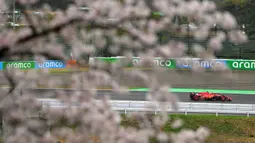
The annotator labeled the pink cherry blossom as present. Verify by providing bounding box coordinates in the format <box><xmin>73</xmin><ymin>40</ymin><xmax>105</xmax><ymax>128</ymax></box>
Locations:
<box><xmin>0</xmin><ymin>0</ymin><xmax>248</xmax><ymax>142</ymax></box>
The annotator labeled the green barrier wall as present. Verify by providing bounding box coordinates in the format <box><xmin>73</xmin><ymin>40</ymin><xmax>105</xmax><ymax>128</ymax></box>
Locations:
<box><xmin>90</xmin><ymin>57</ymin><xmax>255</xmax><ymax>70</ymax></box>
<box><xmin>1</xmin><ymin>58</ymin><xmax>255</xmax><ymax>70</ymax></box>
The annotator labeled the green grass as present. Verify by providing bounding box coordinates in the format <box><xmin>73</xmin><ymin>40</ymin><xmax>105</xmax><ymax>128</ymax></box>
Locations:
<box><xmin>121</xmin><ymin>114</ymin><xmax>255</xmax><ymax>143</ymax></box>
<box><xmin>171</xmin><ymin>115</ymin><xmax>255</xmax><ymax>142</ymax></box>
<box><xmin>2</xmin><ymin>114</ymin><xmax>253</xmax><ymax>143</ymax></box>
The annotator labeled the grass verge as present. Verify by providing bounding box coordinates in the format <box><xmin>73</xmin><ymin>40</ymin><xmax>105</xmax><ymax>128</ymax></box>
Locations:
<box><xmin>1</xmin><ymin>114</ymin><xmax>254</xmax><ymax>143</ymax></box>
<box><xmin>121</xmin><ymin>114</ymin><xmax>255</xmax><ymax>143</ymax></box>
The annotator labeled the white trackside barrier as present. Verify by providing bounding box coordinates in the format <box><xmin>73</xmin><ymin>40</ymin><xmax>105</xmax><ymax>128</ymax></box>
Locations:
<box><xmin>37</xmin><ymin>99</ymin><xmax>255</xmax><ymax>117</ymax></box>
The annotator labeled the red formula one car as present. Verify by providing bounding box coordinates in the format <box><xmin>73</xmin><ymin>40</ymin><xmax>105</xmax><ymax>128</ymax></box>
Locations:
<box><xmin>190</xmin><ymin>91</ymin><xmax>232</xmax><ymax>101</ymax></box>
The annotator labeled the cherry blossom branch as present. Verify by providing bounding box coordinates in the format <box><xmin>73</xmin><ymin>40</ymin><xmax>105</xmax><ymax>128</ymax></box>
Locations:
<box><xmin>91</xmin><ymin>22</ymin><xmax>157</xmax><ymax>47</ymax></box>
<box><xmin>1</xmin><ymin>70</ymin><xmax>17</xmax><ymax>98</ymax></box>
<box><xmin>7</xmin><ymin>49</ymin><xmax>64</xmax><ymax>60</ymax></box>
<box><xmin>0</xmin><ymin>14</ymin><xmax>156</xmax><ymax>60</ymax></box>
<box><xmin>0</xmin><ymin>21</ymin><xmax>151</xmax><ymax>66</ymax></box>
<box><xmin>0</xmin><ymin>17</ymin><xmax>83</xmax><ymax>60</ymax></box>
<box><xmin>0</xmin><ymin>0</ymin><xmax>247</xmax><ymax>142</ymax></box>
<box><xmin>23</xmin><ymin>11</ymin><xmax>37</xmax><ymax>34</ymax></box>
<box><xmin>17</xmin><ymin>18</ymin><xmax>83</xmax><ymax>44</ymax></box>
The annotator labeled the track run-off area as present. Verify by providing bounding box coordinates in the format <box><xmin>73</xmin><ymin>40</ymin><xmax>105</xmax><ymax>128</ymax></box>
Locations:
<box><xmin>25</xmin><ymin>88</ymin><xmax>255</xmax><ymax>104</ymax></box>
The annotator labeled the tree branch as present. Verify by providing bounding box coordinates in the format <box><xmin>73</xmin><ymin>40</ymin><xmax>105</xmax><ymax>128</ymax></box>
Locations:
<box><xmin>17</xmin><ymin>17</ymin><xmax>83</xmax><ymax>44</ymax></box>
<box><xmin>7</xmin><ymin>50</ymin><xmax>64</xmax><ymax>60</ymax></box>
<box><xmin>89</xmin><ymin>21</ymin><xmax>158</xmax><ymax>48</ymax></box>
<box><xmin>0</xmin><ymin>17</ymin><xmax>83</xmax><ymax>60</ymax></box>
<box><xmin>23</xmin><ymin>11</ymin><xmax>37</xmax><ymax>34</ymax></box>
<box><xmin>0</xmin><ymin>15</ymin><xmax>160</xmax><ymax>60</ymax></box>
<box><xmin>0</xmin><ymin>70</ymin><xmax>17</xmax><ymax>104</ymax></box>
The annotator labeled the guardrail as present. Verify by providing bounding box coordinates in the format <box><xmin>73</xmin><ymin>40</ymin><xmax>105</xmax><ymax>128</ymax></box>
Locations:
<box><xmin>38</xmin><ymin>99</ymin><xmax>255</xmax><ymax>117</ymax></box>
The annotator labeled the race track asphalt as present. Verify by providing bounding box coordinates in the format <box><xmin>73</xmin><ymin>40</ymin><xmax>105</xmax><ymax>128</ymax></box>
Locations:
<box><xmin>2</xmin><ymin>69</ymin><xmax>255</xmax><ymax>90</ymax></box>
<box><xmin>26</xmin><ymin>89</ymin><xmax>255</xmax><ymax>104</ymax></box>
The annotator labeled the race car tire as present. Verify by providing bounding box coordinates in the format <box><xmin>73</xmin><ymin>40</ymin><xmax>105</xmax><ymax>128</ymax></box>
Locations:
<box><xmin>190</xmin><ymin>92</ymin><xmax>196</xmax><ymax>99</ymax></box>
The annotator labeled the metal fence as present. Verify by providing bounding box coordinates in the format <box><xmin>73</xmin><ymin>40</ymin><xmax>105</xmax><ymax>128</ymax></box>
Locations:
<box><xmin>38</xmin><ymin>99</ymin><xmax>255</xmax><ymax>117</ymax></box>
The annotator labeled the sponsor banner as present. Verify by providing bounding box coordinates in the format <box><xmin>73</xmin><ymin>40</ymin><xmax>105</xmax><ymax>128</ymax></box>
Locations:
<box><xmin>3</xmin><ymin>58</ymin><xmax>255</xmax><ymax>71</ymax></box>
<box><xmin>3</xmin><ymin>61</ymin><xmax>35</xmax><ymax>69</ymax></box>
<box><xmin>93</xmin><ymin>57</ymin><xmax>120</xmax><ymax>62</ymax></box>
<box><xmin>0</xmin><ymin>60</ymin><xmax>67</xmax><ymax>70</ymax></box>
<box><xmin>131</xmin><ymin>57</ymin><xmax>176</xmax><ymax>68</ymax></box>
<box><xmin>175</xmin><ymin>58</ymin><xmax>227</xmax><ymax>69</ymax></box>
<box><xmin>226</xmin><ymin>60</ymin><xmax>255</xmax><ymax>70</ymax></box>
<box><xmin>91</xmin><ymin>57</ymin><xmax>176</xmax><ymax>68</ymax></box>
<box><xmin>89</xmin><ymin>57</ymin><xmax>230</xmax><ymax>69</ymax></box>
<box><xmin>35</xmin><ymin>60</ymin><xmax>66</xmax><ymax>69</ymax></box>
<box><xmin>89</xmin><ymin>57</ymin><xmax>121</xmax><ymax>66</ymax></box>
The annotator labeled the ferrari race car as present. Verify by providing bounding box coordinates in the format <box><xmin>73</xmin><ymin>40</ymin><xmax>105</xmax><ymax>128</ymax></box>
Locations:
<box><xmin>190</xmin><ymin>91</ymin><xmax>232</xmax><ymax>101</ymax></box>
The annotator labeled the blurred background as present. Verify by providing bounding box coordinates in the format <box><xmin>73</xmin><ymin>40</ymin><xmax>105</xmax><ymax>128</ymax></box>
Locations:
<box><xmin>2</xmin><ymin>0</ymin><xmax>255</xmax><ymax>60</ymax></box>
